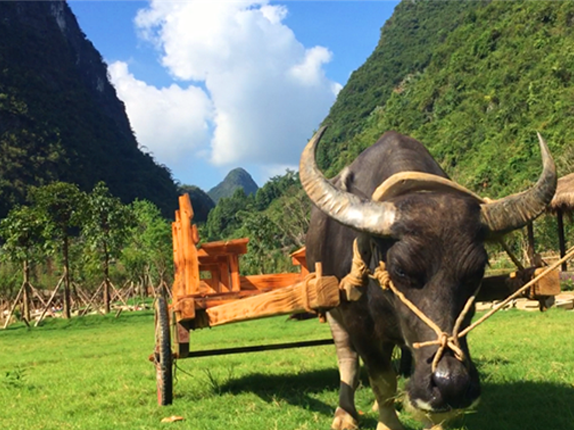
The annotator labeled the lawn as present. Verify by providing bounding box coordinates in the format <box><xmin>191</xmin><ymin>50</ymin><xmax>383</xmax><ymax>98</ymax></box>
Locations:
<box><xmin>0</xmin><ymin>308</ymin><xmax>573</xmax><ymax>430</ymax></box>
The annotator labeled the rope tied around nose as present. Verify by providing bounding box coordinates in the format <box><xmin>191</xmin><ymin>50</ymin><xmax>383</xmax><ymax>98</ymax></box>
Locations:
<box><xmin>371</xmin><ymin>258</ymin><xmax>474</xmax><ymax>372</ymax></box>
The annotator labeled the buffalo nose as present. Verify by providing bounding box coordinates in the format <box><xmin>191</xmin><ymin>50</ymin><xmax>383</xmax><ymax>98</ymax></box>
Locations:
<box><xmin>431</xmin><ymin>356</ymin><xmax>475</xmax><ymax>409</ymax></box>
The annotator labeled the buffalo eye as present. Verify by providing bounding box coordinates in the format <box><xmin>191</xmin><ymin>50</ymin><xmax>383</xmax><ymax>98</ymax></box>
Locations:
<box><xmin>393</xmin><ymin>266</ymin><xmax>406</xmax><ymax>279</ymax></box>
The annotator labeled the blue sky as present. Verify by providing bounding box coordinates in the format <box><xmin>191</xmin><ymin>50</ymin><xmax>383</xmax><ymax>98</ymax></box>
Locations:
<box><xmin>68</xmin><ymin>1</ymin><xmax>398</xmax><ymax>192</ymax></box>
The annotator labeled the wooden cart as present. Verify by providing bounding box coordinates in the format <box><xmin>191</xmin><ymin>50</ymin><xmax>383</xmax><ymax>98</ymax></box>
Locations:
<box><xmin>152</xmin><ymin>194</ymin><xmax>341</xmax><ymax>405</ymax></box>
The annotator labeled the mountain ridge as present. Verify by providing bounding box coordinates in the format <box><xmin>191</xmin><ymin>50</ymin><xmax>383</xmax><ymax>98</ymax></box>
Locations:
<box><xmin>208</xmin><ymin>168</ymin><xmax>259</xmax><ymax>204</ymax></box>
<box><xmin>0</xmin><ymin>0</ymin><xmax>178</xmax><ymax>217</ymax></box>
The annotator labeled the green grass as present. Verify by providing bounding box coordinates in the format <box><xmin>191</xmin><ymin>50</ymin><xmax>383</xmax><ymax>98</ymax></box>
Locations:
<box><xmin>0</xmin><ymin>309</ymin><xmax>573</xmax><ymax>430</ymax></box>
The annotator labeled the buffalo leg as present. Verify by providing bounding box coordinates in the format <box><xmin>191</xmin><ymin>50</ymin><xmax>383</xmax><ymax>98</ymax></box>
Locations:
<box><xmin>328</xmin><ymin>310</ymin><xmax>360</xmax><ymax>430</ymax></box>
<box><xmin>365</xmin><ymin>344</ymin><xmax>404</xmax><ymax>430</ymax></box>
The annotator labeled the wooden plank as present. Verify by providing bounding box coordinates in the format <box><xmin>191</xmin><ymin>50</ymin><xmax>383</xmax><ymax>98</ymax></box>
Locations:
<box><xmin>290</xmin><ymin>247</ymin><xmax>309</xmax><ymax>276</ymax></box>
<box><xmin>179</xmin><ymin>194</ymin><xmax>200</xmax><ymax>295</ymax></box>
<box><xmin>171</xmin><ymin>212</ymin><xmax>185</xmax><ymax>300</ymax></box>
<box><xmin>218</xmin><ymin>261</ymin><xmax>230</xmax><ymax>292</ymax></box>
<box><xmin>557</xmin><ymin>210</ymin><xmax>567</xmax><ymax>271</ymax></box>
<box><xmin>193</xmin><ymin>290</ymin><xmax>279</xmax><ymax>309</ymax></box>
<box><xmin>174</xmin><ymin>297</ymin><xmax>196</xmax><ymax>321</ymax></box>
<box><xmin>229</xmin><ymin>254</ymin><xmax>241</xmax><ymax>292</ymax></box>
<box><xmin>198</xmin><ymin>254</ymin><xmax>230</xmax><ymax>265</ymax></box>
<box><xmin>211</xmin><ymin>267</ymin><xmax>221</xmax><ymax>293</ymax></box>
<box><xmin>197</xmin><ymin>238</ymin><xmax>249</xmax><ymax>257</ymax></box>
<box><xmin>206</xmin><ymin>275</ymin><xmax>339</xmax><ymax>327</ymax></box>
<box><xmin>175</xmin><ymin>290</ymin><xmax>279</xmax><ymax>316</ymax></box>
<box><xmin>173</xmin><ymin>321</ymin><xmax>190</xmax><ymax>358</ymax></box>
<box><xmin>185</xmin><ymin>339</ymin><xmax>334</xmax><ymax>358</ymax></box>
<box><xmin>532</xmin><ymin>267</ymin><xmax>561</xmax><ymax>297</ymax></box>
<box><xmin>197</xmin><ymin>265</ymin><xmax>218</xmax><ymax>294</ymax></box>
<box><xmin>240</xmin><ymin>273</ymin><xmax>303</xmax><ymax>290</ymax></box>
<box><xmin>478</xmin><ymin>266</ymin><xmax>561</xmax><ymax>302</ymax></box>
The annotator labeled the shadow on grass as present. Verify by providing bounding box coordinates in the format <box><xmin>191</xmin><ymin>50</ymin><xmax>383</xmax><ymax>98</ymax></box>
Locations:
<box><xmin>193</xmin><ymin>368</ymin><xmax>403</xmax><ymax>429</ymax></box>
<box><xmin>463</xmin><ymin>380</ymin><xmax>574</xmax><ymax>430</ymax></box>
<box><xmin>218</xmin><ymin>368</ymin><xmax>340</xmax><ymax>416</ymax></box>
<box><xmin>186</xmin><ymin>365</ymin><xmax>574</xmax><ymax>430</ymax></box>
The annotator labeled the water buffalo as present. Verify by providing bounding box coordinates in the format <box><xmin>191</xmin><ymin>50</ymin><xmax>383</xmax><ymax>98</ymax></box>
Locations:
<box><xmin>300</xmin><ymin>128</ymin><xmax>556</xmax><ymax>429</ymax></box>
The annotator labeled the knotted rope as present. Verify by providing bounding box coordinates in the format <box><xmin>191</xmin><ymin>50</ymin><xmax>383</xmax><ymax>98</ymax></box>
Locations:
<box><xmin>342</xmin><ymin>239</ymin><xmax>574</xmax><ymax>373</ymax></box>
<box><xmin>371</xmin><ymin>260</ymin><xmax>477</xmax><ymax>372</ymax></box>
<box><xmin>339</xmin><ymin>239</ymin><xmax>369</xmax><ymax>301</ymax></box>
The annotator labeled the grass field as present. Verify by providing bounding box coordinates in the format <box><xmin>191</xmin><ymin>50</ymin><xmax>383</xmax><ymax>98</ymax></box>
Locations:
<box><xmin>1</xmin><ymin>308</ymin><xmax>573</xmax><ymax>430</ymax></box>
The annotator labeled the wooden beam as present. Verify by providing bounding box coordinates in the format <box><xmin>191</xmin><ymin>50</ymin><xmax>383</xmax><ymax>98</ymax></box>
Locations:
<box><xmin>171</xmin><ymin>212</ymin><xmax>186</xmax><ymax>299</ymax></box>
<box><xmin>197</xmin><ymin>238</ymin><xmax>249</xmax><ymax>258</ymax></box>
<box><xmin>526</xmin><ymin>222</ymin><xmax>535</xmax><ymax>266</ymax></box>
<box><xmin>179</xmin><ymin>194</ymin><xmax>200</xmax><ymax>295</ymax></box>
<box><xmin>218</xmin><ymin>261</ymin><xmax>230</xmax><ymax>292</ymax></box>
<box><xmin>240</xmin><ymin>273</ymin><xmax>303</xmax><ymax>291</ymax></box>
<box><xmin>532</xmin><ymin>267</ymin><xmax>561</xmax><ymax>297</ymax></box>
<box><xmin>173</xmin><ymin>297</ymin><xmax>196</xmax><ymax>321</ymax></box>
<box><xmin>198</xmin><ymin>255</ymin><xmax>229</xmax><ymax>266</ymax></box>
<box><xmin>185</xmin><ymin>338</ymin><xmax>334</xmax><ymax>358</ymax></box>
<box><xmin>229</xmin><ymin>254</ymin><xmax>241</xmax><ymax>292</ymax></box>
<box><xmin>206</xmin><ymin>275</ymin><xmax>339</xmax><ymax>327</ymax></box>
<box><xmin>557</xmin><ymin>209</ymin><xmax>567</xmax><ymax>272</ymax></box>
<box><xmin>175</xmin><ymin>290</ymin><xmax>286</xmax><ymax>318</ymax></box>
<box><xmin>173</xmin><ymin>321</ymin><xmax>190</xmax><ymax>358</ymax></box>
<box><xmin>290</xmin><ymin>247</ymin><xmax>309</xmax><ymax>276</ymax></box>
<box><xmin>211</xmin><ymin>267</ymin><xmax>221</xmax><ymax>293</ymax></box>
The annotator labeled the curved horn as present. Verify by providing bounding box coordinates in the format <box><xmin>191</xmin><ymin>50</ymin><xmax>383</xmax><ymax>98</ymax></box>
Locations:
<box><xmin>299</xmin><ymin>126</ymin><xmax>398</xmax><ymax>236</ymax></box>
<box><xmin>481</xmin><ymin>133</ymin><xmax>557</xmax><ymax>235</ymax></box>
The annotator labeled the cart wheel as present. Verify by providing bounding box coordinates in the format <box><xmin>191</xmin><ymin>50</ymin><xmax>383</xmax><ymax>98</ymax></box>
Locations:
<box><xmin>154</xmin><ymin>296</ymin><xmax>173</xmax><ymax>405</ymax></box>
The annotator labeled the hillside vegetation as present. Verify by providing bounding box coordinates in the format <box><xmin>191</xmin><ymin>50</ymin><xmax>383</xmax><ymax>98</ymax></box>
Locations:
<box><xmin>321</xmin><ymin>1</ymin><xmax>574</xmax><ymax>196</ymax></box>
<box><xmin>317</xmin><ymin>0</ymin><xmax>486</xmax><ymax>167</ymax></box>
<box><xmin>0</xmin><ymin>1</ymin><xmax>178</xmax><ymax>217</ymax></box>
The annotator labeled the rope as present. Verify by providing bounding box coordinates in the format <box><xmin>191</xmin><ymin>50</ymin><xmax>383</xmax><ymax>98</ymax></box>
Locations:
<box><xmin>371</xmin><ymin>261</ymin><xmax>472</xmax><ymax>372</ymax></box>
<box><xmin>346</xmin><ymin>239</ymin><xmax>574</xmax><ymax>373</ymax></box>
<box><xmin>458</xmin><ymin>245</ymin><xmax>574</xmax><ymax>338</ymax></box>
<box><xmin>339</xmin><ymin>239</ymin><xmax>369</xmax><ymax>301</ymax></box>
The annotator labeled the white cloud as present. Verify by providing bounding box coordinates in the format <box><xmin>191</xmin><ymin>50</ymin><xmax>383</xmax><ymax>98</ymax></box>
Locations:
<box><xmin>111</xmin><ymin>0</ymin><xmax>340</xmax><ymax>180</ymax></box>
<box><xmin>261</xmin><ymin>163</ymin><xmax>299</xmax><ymax>180</ymax></box>
<box><xmin>108</xmin><ymin>61</ymin><xmax>213</xmax><ymax>166</ymax></box>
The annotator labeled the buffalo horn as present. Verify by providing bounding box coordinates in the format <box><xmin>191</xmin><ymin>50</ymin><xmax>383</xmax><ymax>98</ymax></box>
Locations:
<box><xmin>481</xmin><ymin>133</ymin><xmax>557</xmax><ymax>235</ymax></box>
<box><xmin>299</xmin><ymin>126</ymin><xmax>398</xmax><ymax>236</ymax></box>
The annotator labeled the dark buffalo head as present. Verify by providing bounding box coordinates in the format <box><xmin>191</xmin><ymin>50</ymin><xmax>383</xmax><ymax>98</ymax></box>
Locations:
<box><xmin>300</xmin><ymin>127</ymin><xmax>556</xmax><ymax>417</ymax></box>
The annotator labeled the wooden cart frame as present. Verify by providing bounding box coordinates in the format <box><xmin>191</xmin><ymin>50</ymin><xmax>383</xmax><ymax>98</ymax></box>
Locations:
<box><xmin>152</xmin><ymin>194</ymin><xmax>341</xmax><ymax>405</ymax></box>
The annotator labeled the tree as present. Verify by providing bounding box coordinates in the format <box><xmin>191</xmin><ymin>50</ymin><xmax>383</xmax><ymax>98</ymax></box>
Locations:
<box><xmin>0</xmin><ymin>204</ymin><xmax>46</xmax><ymax>321</ymax></box>
<box><xmin>28</xmin><ymin>182</ymin><xmax>87</xmax><ymax>319</ymax></box>
<box><xmin>205</xmin><ymin>189</ymin><xmax>253</xmax><ymax>240</ymax></box>
<box><xmin>82</xmin><ymin>182</ymin><xmax>133</xmax><ymax>313</ymax></box>
<box><xmin>122</xmin><ymin>199</ymin><xmax>173</xmax><ymax>296</ymax></box>
<box><xmin>254</xmin><ymin>170</ymin><xmax>298</xmax><ymax>211</ymax></box>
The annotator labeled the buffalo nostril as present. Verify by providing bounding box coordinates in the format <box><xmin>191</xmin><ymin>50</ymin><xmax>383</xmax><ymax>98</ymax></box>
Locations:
<box><xmin>431</xmin><ymin>357</ymin><xmax>473</xmax><ymax>409</ymax></box>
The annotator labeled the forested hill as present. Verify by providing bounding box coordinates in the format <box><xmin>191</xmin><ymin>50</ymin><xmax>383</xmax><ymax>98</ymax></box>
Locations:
<box><xmin>0</xmin><ymin>1</ymin><xmax>179</xmax><ymax>218</ymax></box>
<box><xmin>319</xmin><ymin>0</ymin><xmax>574</xmax><ymax>199</ymax></box>
<box><xmin>208</xmin><ymin>168</ymin><xmax>259</xmax><ymax>204</ymax></box>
